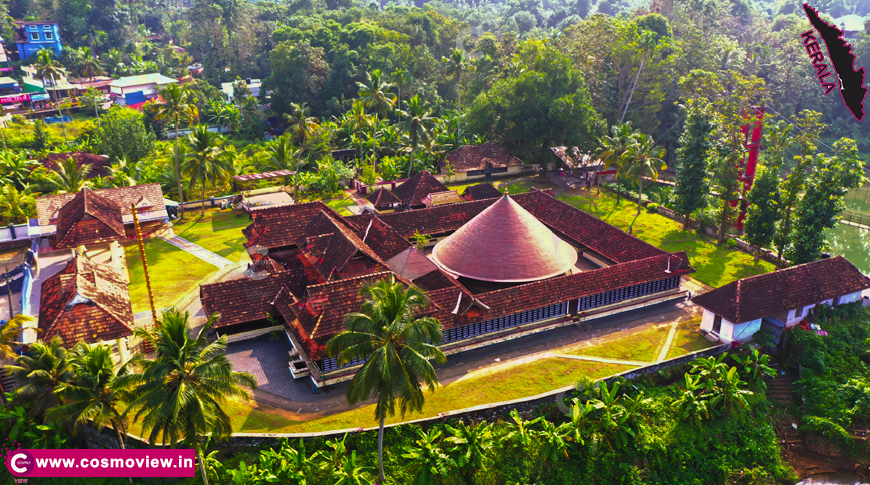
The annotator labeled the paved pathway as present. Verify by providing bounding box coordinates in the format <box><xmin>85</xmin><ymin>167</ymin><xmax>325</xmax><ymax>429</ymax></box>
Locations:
<box><xmin>657</xmin><ymin>322</ymin><xmax>679</xmax><ymax>362</ymax></box>
<box><xmin>160</xmin><ymin>235</ymin><xmax>234</xmax><ymax>268</ymax></box>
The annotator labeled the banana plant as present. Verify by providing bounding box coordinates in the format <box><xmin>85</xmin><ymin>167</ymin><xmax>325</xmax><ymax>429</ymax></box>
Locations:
<box><xmin>731</xmin><ymin>347</ymin><xmax>776</xmax><ymax>392</ymax></box>
<box><xmin>402</xmin><ymin>428</ymin><xmax>452</xmax><ymax>485</ymax></box>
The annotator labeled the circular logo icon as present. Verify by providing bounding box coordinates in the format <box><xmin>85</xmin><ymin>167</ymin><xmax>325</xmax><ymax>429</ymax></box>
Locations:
<box><xmin>7</xmin><ymin>450</ymin><xmax>34</xmax><ymax>477</ymax></box>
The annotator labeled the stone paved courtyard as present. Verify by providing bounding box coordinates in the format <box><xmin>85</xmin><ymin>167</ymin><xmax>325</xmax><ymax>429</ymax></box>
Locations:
<box><xmin>225</xmin><ymin>335</ymin><xmax>327</xmax><ymax>403</ymax></box>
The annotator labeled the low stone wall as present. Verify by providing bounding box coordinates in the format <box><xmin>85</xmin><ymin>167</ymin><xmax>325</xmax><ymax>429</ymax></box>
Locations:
<box><xmin>120</xmin><ymin>343</ymin><xmax>729</xmax><ymax>449</ymax></box>
<box><xmin>605</xmin><ymin>187</ymin><xmax>782</xmax><ymax>266</ymax></box>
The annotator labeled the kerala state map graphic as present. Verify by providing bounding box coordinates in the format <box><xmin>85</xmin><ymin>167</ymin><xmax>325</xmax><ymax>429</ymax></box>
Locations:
<box><xmin>803</xmin><ymin>3</ymin><xmax>867</xmax><ymax>120</ymax></box>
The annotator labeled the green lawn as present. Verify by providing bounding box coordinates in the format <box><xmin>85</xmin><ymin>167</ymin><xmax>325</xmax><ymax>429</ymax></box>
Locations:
<box><xmin>128</xmin><ymin>357</ymin><xmax>634</xmax><ymax>437</ymax></box>
<box><xmin>241</xmin><ymin>358</ymin><xmax>632</xmax><ymax>433</ymax></box>
<box><xmin>666</xmin><ymin>318</ymin><xmax>716</xmax><ymax>360</ymax></box>
<box><xmin>324</xmin><ymin>197</ymin><xmax>356</xmax><ymax>216</ymax></box>
<box><xmin>558</xmin><ymin>189</ymin><xmax>775</xmax><ymax>287</ymax></box>
<box><xmin>124</xmin><ymin>239</ymin><xmax>218</xmax><ymax>313</ymax></box>
<box><xmin>170</xmin><ymin>208</ymin><xmax>252</xmax><ymax>262</ymax></box>
<box><xmin>498</xmin><ymin>178</ymin><xmax>560</xmax><ymax>194</ymax></box>
<box><xmin>569</xmin><ymin>325</ymin><xmax>672</xmax><ymax>363</ymax></box>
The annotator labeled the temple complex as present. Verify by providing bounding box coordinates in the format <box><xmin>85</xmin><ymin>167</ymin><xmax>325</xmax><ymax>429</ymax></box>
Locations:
<box><xmin>201</xmin><ymin>187</ymin><xmax>695</xmax><ymax>388</ymax></box>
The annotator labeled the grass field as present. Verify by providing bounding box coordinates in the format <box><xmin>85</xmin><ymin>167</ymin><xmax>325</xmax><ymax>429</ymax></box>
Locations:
<box><xmin>170</xmin><ymin>208</ymin><xmax>251</xmax><ymax>262</ymax></box>
<box><xmin>666</xmin><ymin>318</ymin><xmax>716</xmax><ymax>360</ymax></box>
<box><xmin>124</xmin><ymin>239</ymin><xmax>217</xmax><ymax>313</ymax></box>
<box><xmin>557</xmin><ymin>189</ymin><xmax>775</xmax><ymax>287</ymax></box>
<box><xmin>570</xmin><ymin>325</ymin><xmax>672</xmax><ymax>362</ymax></box>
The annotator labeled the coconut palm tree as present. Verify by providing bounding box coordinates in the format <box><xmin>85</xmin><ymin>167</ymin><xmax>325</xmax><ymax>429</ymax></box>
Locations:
<box><xmin>47</xmin><ymin>343</ymin><xmax>134</xmax><ymax>451</ymax></box>
<box><xmin>356</xmin><ymin>70</ymin><xmax>396</xmax><ymax>173</ymax></box>
<box><xmin>265</xmin><ymin>134</ymin><xmax>301</xmax><ymax>187</ymax></box>
<box><xmin>0</xmin><ymin>315</ymin><xmax>31</xmax><ymax>361</ymax></box>
<box><xmin>106</xmin><ymin>157</ymin><xmax>139</xmax><ymax>187</ymax></box>
<box><xmin>155</xmin><ymin>83</ymin><xmax>199</xmax><ymax>220</ymax></box>
<box><xmin>0</xmin><ymin>184</ymin><xmax>36</xmax><ymax>224</ymax></box>
<box><xmin>283</xmin><ymin>102</ymin><xmax>320</xmax><ymax>200</ymax></box>
<box><xmin>78</xmin><ymin>52</ymin><xmax>104</xmax><ymax>126</ymax></box>
<box><xmin>326</xmin><ymin>276</ymin><xmax>446</xmax><ymax>482</ymax></box>
<box><xmin>34</xmin><ymin>49</ymin><xmax>69</xmax><ymax>146</ymax></box>
<box><xmin>442</xmin><ymin>49</ymin><xmax>472</xmax><ymax>142</ymax></box>
<box><xmin>44</xmin><ymin>157</ymin><xmax>93</xmax><ymax>194</ymax></box>
<box><xmin>397</xmin><ymin>95</ymin><xmax>434</xmax><ymax>178</ymax></box>
<box><xmin>391</xmin><ymin>68</ymin><xmax>409</xmax><ymax>117</ymax></box>
<box><xmin>101</xmin><ymin>48</ymin><xmax>126</xmax><ymax>75</ymax></box>
<box><xmin>182</xmin><ymin>125</ymin><xmax>229</xmax><ymax>217</ymax></box>
<box><xmin>5</xmin><ymin>336</ymin><xmax>74</xmax><ymax>417</ymax></box>
<box><xmin>619</xmin><ymin>132</ymin><xmax>667</xmax><ymax>217</ymax></box>
<box><xmin>124</xmin><ymin>309</ymin><xmax>256</xmax><ymax>485</ymax></box>
<box><xmin>594</xmin><ymin>122</ymin><xmax>636</xmax><ymax>197</ymax></box>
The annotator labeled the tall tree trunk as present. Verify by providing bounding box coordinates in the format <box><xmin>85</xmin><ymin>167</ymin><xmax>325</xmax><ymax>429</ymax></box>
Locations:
<box><xmin>755</xmin><ymin>246</ymin><xmax>761</xmax><ymax>263</ymax></box>
<box><xmin>51</xmin><ymin>75</ymin><xmax>69</xmax><ymax>146</ymax></box>
<box><xmin>378</xmin><ymin>415</ymin><xmax>385</xmax><ymax>482</ymax></box>
<box><xmin>776</xmin><ymin>205</ymin><xmax>793</xmax><ymax>268</ymax></box>
<box><xmin>294</xmin><ymin>146</ymin><xmax>301</xmax><ymax>201</ymax></box>
<box><xmin>637</xmin><ymin>176</ymin><xmax>643</xmax><ymax>216</ymax></box>
<box><xmin>174</xmin><ymin>119</ymin><xmax>185</xmax><ymax>220</ymax></box>
<box><xmin>372</xmin><ymin>114</ymin><xmax>378</xmax><ymax>174</ymax></box>
<box><xmin>201</xmin><ymin>179</ymin><xmax>206</xmax><ymax>217</ymax></box>
<box><xmin>683</xmin><ymin>213</ymin><xmax>691</xmax><ymax>231</ymax></box>
<box><xmin>92</xmin><ymin>77</ymin><xmax>101</xmax><ymax>129</ymax></box>
<box><xmin>408</xmin><ymin>132</ymin><xmax>416</xmax><ymax>178</ymax></box>
<box><xmin>718</xmin><ymin>198</ymin><xmax>729</xmax><ymax>244</ymax></box>
<box><xmin>114</xmin><ymin>422</ymin><xmax>134</xmax><ymax>485</ymax></box>
<box><xmin>456</xmin><ymin>73</ymin><xmax>462</xmax><ymax>143</ymax></box>
<box><xmin>197</xmin><ymin>447</ymin><xmax>209</xmax><ymax>485</ymax></box>
<box><xmin>620</xmin><ymin>57</ymin><xmax>645</xmax><ymax>124</ymax></box>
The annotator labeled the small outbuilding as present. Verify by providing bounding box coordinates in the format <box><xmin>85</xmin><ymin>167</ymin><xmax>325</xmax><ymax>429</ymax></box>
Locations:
<box><xmin>692</xmin><ymin>256</ymin><xmax>870</xmax><ymax>344</ymax></box>
<box><xmin>442</xmin><ymin>143</ymin><xmax>524</xmax><ymax>182</ymax></box>
<box><xmin>461</xmin><ymin>183</ymin><xmax>503</xmax><ymax>201</ymax></box>
<box><xmin>366</xmin><ymin>187</ymin><xmax>401</xmax><ymax>213</ymax></box>
<box><xmin>391</xmin><ymin>170</ymin><xmax>449</xmax><ymax>209</ymax></box>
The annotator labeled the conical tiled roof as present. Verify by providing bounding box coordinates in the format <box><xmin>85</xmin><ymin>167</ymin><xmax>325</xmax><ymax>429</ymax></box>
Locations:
<box><xmin>432</xmin><ymin>195</ymin><xmax>578</xmax><ymax>283</ymax></box>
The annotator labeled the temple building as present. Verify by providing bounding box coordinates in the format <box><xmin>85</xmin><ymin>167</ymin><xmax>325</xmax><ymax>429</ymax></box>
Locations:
<box><xmin>203</xmin><ymin>187</ymin><xmax>694</xmax><ymax>389</ymax></box>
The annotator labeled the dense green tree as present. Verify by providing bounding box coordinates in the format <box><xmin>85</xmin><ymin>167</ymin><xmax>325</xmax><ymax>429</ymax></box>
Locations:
<box><xmin>47</xmin><ymin>343</ymin><xmax>134</xmax><ymax>451</ymax></box>
<box><xmin>43</xmin><ymin>157</ymin><xmax>93</xmax><ymax>194</ymax></box>
<box><xmin>744</xmin><ymin>167</ymin><xmax>780</xmax><ymax>262</ymax></box>
<box><xmin>467</xmin><ymin>40</ymin><xmax>605</xmax><ymax>165</ymax></box>
<box><xmin>125</xmin><ymin>309</ymin><xmax>256</xmax><ymax>485</ymax></box>
<box><xmin>94</xmin><ymin>107</ymin><xmax>156</xmax><ymax>165</ymax></box>
<box><xmin>183</xmin><ymin>125</ymin><xmax>229</xmax><ymax>216</ymax></box>
<box><xmin>326</xmin><ymin>276</ymin><xmax>446</xmax><ymax>482</ymax></box>
<box><xmin>0</xmin><ymin>315</ymin><xmax>31</xmax><ymax>361</ymax></box>
<box><xmin>619</xmin><ymin>132</ymin><xmax>667</xmax><ymax>217</ymax></box>
<box><xmin>672</xmin><ymin>110</ymin><xmax>714</xmax><ymax>229</ymax></box>
<box><xmin>5</xmin><ymin>337</ymin><xmax>74</xmax><ymax>417</ymax></box>
<box><xmin>265</xmin><ymin>135</ymin><xmax>301</xmax><ymax>187</ymax></box>
<box><xmin>155</xmin><ymin>84</ymin><xmax>199</xmax><ymax>220</ymax></box>
<box><xmin>785</xmin><ymin>139</ymin><xmax>865</xmax><ymax>264</ymax></box>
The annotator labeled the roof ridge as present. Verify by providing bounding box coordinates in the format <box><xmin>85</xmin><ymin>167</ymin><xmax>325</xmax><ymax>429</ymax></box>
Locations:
<box><xmin>306</xmin><ymin>270</ymin><xmax>394</xmax><ymax>291</ymax></box>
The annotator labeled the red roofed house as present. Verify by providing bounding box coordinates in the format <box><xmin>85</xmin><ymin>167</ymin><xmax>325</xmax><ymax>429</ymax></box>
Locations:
<box><xmin>39</xmin><ymin>152</ymin><xmax>112</xmax><ymax>179</ymax></box>
<box><xmin>365</xmin><ymin>187</ymin><xmax>401</xmax><ymax>214</ymax></box>
<box><xmin>203</xmin><ymin>188</ymin><xmax>695</xmax><ymax>388</ymax></box>
<box><xmin>390</xmin><ymin>170</ymin><xmax>449</xmax><ymax>209</ymax></box>
<box><xmin>38</xmin><ymin>255</ymin><xmax>134</xmax><ymax>362</ymax></box>
<box><xmin>442</xmin><ymin>143</ymin><xmax>526</xmax><ymax>182</ymax></box>
<box><xmin>31</xmin><ymin>184</ymin><xmax>167</xmax><ymax>248</ymax></box>
<box><xmin>692</xmin><ymin>256</ymin><xmax>870</xmax><ymax>344</ymax></box>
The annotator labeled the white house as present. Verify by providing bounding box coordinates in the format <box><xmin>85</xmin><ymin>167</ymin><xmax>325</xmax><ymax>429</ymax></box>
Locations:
<box><xmin>692</xmin><ymin>256</ymin><xmax>870</xmax><ymax>344</ymax></box>
<box><xmin>221</xmin><ymin>78</ymin><xmax>261</xmax><ymax>103</ymax></box>
<box><xmin>110</xmin><ymin>73</ymin><xmax>177</xmax><ymax>106</ymax></box>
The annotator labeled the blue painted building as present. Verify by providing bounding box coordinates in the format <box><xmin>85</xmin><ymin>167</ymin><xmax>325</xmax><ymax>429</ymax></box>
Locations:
<box><xmin>13</xmin><ymin>21</ymin><xmax>62</xmax><ymax>61</ymax></box>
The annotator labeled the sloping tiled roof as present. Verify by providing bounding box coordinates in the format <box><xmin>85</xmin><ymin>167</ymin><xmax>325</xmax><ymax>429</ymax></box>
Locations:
<box><xmin>691</xmin><ymin>256</ymin><xmax>870</xmax><ymax>323</ymax></box>
<box><xmin>200</xmin><ymin>269</ymin><xmax>312</xmax><ymax>328</ymax></box>
<box><xmin>443</xmin><ymin>143</ymin><xmax>524</xmax><ymax>172</ymax></box>
<box><xmin>361</xmin><ymin>216</ymin><xmax>411</xmax><ymax>261</ymax></box>
<box><xmin>391</xmin><ymin>170</ymin><xmax>449</xmax><ymax>207</ymax></box>
<box><xmin>549</xmin><ymin>147</ymin><xmax>600</xmax><ymax>169</ymax></box>
<box><xmin>55</xmin><ymin>188</ymin><xmax>125</xmax><ymax>249</ymax></box>
<box><xmin>38</xmin><ymin>256</ymin><xmax>134</xmax><ymax>346</ymax></box>
<box><xmin>477</xmin><ymin>252</ymin><xmax>693</xmax><ymax>320</ymax></box>
<box><xmin>433</xmin><ymin>195</ymin><xmax>578</xmax><ymax>283</ymax></box>
<box><xmin>36</xmin><ymin>184</ymin><xmax>166</xmax><ymax>226</ymax></box>
<box><xmin>423</xmin><ymin>191</ymin><xmax>465</xmax><ymax>207</ymax></box>
<box><xmin>243</xmin><ymin>201</ymin><xmax>345</xmax><ymax>250</ymax></box>
<box><xmin>462</xmin><ymin>183</ymin><xmax>503</xmax><ymax>201</ymax></box>
<box><xmin>366</xmin><ymin>187</ymin><xmax>401</xmax><ymax>207</ymax></box>
<box><xmin>40</xmin><ymin>152</ymin><xmax>111</xmax><ymax>179</ymax></box>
